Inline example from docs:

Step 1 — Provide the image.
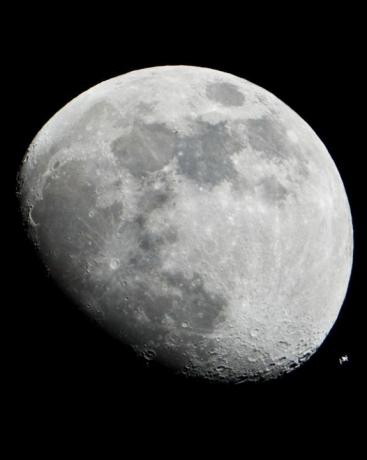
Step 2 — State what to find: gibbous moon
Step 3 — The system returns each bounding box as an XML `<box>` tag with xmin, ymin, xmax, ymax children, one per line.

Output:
<box><xmin>18</xmin><ymin>66</ymin><xmax>353</xmax><ymax>383</ymax></box>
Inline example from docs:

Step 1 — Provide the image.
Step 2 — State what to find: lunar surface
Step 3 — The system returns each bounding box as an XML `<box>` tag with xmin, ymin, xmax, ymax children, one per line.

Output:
<box><xmin>18</xmin><ymin>66</ymin><xmax>353</xmax><ymax>383</ymax></box>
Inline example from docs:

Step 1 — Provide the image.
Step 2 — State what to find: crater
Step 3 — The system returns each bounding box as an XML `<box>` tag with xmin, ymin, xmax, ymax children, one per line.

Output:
<box><xmin>206</xmin><ymin>82</ymin><xmax>245</xmax><ymax>107</ymax></box>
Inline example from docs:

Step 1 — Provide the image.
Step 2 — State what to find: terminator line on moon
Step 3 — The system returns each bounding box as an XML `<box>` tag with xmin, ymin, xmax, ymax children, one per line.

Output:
<box><xmin>18</xmin><ymin>66</ymin><xmax>353</xmax><ymax>383</ymax></box>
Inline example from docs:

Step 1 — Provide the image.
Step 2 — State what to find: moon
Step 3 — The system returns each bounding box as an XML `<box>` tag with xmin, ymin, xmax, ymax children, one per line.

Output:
<box><xmin>18</xmin><ymin>66</ymin><xmax>353</xmax><ymax>383</ymax></box>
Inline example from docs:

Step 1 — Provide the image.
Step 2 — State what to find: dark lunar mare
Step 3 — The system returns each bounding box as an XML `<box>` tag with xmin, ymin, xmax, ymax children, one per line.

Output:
<box><xmin>245</xmin><ymin>116</ymin><xmax>310</xmax><ymax>179</ymax></box>
<box><xmin>206</xmin><ymin>82</ymin><xmax>245</xmax><ymax>107</ymax></box>
<box><xmin>111</xmin><ymin>118</ymin><xmax>244</xmax><ymax>188</ymax></box>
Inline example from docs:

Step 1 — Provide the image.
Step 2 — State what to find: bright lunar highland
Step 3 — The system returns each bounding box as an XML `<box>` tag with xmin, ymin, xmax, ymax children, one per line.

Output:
<box><xmin>18</xmin><ymin>66</ymin><xmax>353</xmax><ymax>383</ymax></box>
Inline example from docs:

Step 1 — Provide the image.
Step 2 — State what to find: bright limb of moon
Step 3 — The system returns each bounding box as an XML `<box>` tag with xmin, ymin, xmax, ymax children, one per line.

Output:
<box><xmin>18</xmin><ymin>66</ymin><xmax>353</xmax><ymax>383</ymax></box>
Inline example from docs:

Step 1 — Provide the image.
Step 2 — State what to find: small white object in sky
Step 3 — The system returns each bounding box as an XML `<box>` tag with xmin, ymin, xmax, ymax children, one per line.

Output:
<box><xmin>339</xmin><ymin>355</ymin><xmax>349</xmax><ymax>365</ymax></box>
